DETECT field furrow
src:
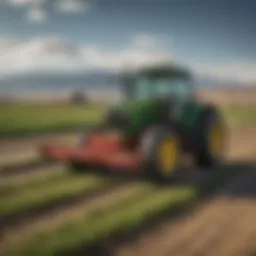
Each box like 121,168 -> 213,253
0,172 -> 115,227
3,186 -> 193,256
115,167 -> 256,256
0,103 -> 254,256
169,202 -> 249,256
0,132 -> 79,154
1,182 -> 154,254
0,157 -> 55,177
206,205 -> 256,256
0,152 -> 40,171
2,164 -> 243,256
0,165 -> 65,196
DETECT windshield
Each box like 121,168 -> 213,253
130,76 -> 192,101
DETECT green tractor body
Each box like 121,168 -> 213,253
109,94 -> 204,137
41,65 -> 227,181
104,66 -> 206,148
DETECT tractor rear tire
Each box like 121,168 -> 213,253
193,106 -> 227,168
139,125 -> 182,182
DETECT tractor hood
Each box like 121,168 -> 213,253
106,98 -> 169,136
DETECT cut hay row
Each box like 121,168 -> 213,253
0,165 -> 65,196
1,183 -> 155,253
4,165 -> 242,256
0,132 -> 78,155
115,167 -> 256,256
0,155 -> 54,177
0,151 -> 39,171
0,173 -> 115,226
6,187 -> 196,256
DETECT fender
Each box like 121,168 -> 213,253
180,101 -> 206,128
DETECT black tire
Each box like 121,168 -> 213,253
139,125 -> 182,182
193,106 -> 227,168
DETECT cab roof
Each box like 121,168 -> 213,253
136,65 -> 191,80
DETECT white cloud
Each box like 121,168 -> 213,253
55,0 -> 91,14
6,0 -> 47,23
80,34 -> 172,70
0,37 -> 80,75
193,61 -> 256,83
0,35 -> 255,84
0,35 -> 173,77
131,33 -> 172,50
6,0 -> 91,23
0,37 -> 17,51
131,34 -> 159,49
27,7 -> 46,22
81,47 -> 171,70
6,0 -> 46,7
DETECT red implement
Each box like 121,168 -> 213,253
40,134 -> 142,172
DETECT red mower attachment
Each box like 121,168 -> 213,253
40,133 -> 142,172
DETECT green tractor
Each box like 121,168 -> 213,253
41,65 -> 227,181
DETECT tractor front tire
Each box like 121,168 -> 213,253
193,106 -> 227,168
139,125 -> 182,182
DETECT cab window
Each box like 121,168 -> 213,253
154,78 -> 192,100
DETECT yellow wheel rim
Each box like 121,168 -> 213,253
158,135 -> 179,175
208,119 -> 225,158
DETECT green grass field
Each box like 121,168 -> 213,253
221,105 -> 256,126
0,173 -> 113,221
0,102 -> 255,137
0,102 -> 255,256
1,154 -> 243,256
0,103 -> 105,137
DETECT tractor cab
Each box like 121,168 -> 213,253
122,66 -> 194,103
105,66 -> 196,134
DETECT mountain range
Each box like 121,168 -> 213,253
0,71 -> 253,97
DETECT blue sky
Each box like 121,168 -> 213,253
0,0 -> 255,83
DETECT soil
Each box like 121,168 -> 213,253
115,167 -> 256,256
113,125 -> 256,256
0,121 -> 255,256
